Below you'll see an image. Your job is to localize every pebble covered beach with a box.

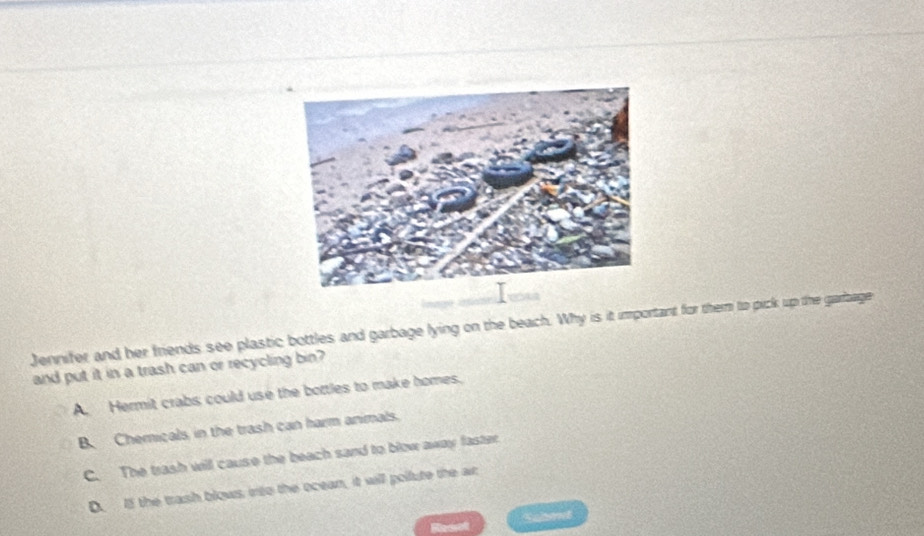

[307,88,630,286]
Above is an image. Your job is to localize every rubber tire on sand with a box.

[429,185,477,213]
[482,161,534,189]
[528,138,576,163]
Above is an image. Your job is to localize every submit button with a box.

[507,500,588,533]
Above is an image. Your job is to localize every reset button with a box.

[414,511,485,536]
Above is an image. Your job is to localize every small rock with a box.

[384,183,406,194]
[399,170,414,180]
[575,191,596,204]
[545,225,560,243]
[558,218,580,232]
[546,208,570,222]
[610,209,630,219]
[372,271,393,283]
[591,245,616,258]
[319,257,344,282]
[611,230,630,243]
[572,255,593,268]
[386,145,416,165]
[545,251,569,265]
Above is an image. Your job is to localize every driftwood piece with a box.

[608,194,631,208]
[427,178,538,277]
[310,157,336,167]
[444,122,505,133]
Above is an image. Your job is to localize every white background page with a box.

[2,2,923,535]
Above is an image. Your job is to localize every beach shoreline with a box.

[306,88,630,286]
[308,89,628,235]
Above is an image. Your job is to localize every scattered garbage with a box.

[482,161,534,189]
[316,95,630,286]
[429,185,478,213]
[526,138,577,163]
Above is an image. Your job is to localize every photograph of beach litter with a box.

[306,87,630,287]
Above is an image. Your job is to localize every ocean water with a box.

[304,94,490,162]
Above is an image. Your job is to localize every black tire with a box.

[528,138,576,163]
[429,185,477,213]
[482,161,533,189]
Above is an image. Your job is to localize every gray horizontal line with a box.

[0,0,274,7]
[2,29,922,75]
